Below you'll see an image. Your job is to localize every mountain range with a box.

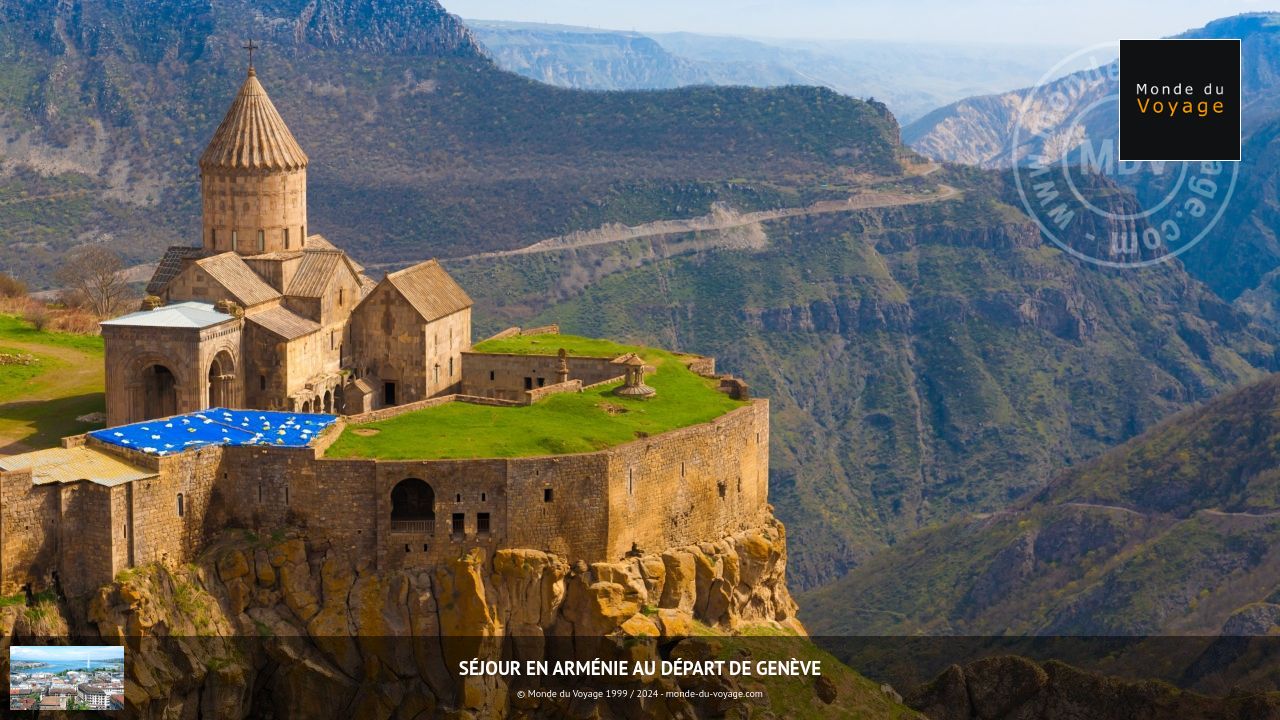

[903,13,1280,168]
[468,19,1083,125]
[802,366,1280,639]
[0,0,899,289]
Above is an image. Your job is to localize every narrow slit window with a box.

[177,493,184,517]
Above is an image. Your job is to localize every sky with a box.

[441,1,1276,46]
[10,645,124,662]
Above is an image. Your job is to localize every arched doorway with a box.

[301,399,312,413]
[390,478,435,534]
[333,384,346,415]
[322,389,333,414]
[141,364,177,419]
[208,351,235,408]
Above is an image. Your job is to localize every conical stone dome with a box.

[199,69,309,172]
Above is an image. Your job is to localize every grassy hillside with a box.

[447,174,1278,590]
[802,369,1280,639]
[0,314,104,453]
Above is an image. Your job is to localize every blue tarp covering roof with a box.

[89,408,338,456]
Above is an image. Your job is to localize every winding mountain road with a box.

[453,184,961,262]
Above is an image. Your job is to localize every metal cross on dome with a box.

[243,39,258,70]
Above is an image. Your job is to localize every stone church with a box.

[102,65,472,426]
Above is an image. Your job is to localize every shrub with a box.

[22,303,49,331]
[0,272,26,298]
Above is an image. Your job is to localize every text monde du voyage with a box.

[1134,82,1229,118]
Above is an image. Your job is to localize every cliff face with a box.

[78,519,802,718]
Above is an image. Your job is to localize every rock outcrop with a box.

[77,519,801,719]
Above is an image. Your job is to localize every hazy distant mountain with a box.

[468,20,1080,124]
[904,13,1280,167]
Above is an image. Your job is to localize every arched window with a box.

[391,478,435,534]
[256,229,265,253]
[177,493,185,517]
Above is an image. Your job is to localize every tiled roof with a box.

[199,69,308,172]
[383,260,473,322]
[286,250,343,298]
[304,234,337,251]
[101,301,233,329]
[0,446,157,487]
[195,253,280,307]
[146,246,207,296]
[247,305,320,340]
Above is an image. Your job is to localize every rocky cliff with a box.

[0,518,918,719]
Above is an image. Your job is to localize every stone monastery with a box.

[103,64,471,426]
[0,67,770,608]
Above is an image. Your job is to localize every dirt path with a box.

[1063,501,1147,517]
[448,184,960,263]
[0,340,101,400]
[0,339,104,456]
[367,179,961,271]
[1200,508,1280,519]
[0,189,90,207]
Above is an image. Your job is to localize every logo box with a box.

[1118,38,1241,161]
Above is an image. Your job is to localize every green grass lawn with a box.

[473,334,642,358]
[0,314,105,452]
[0,314,104,353]
[326,335,742,460]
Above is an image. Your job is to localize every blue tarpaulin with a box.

[89,408,338,456]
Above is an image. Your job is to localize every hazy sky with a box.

[441,1,1275,46]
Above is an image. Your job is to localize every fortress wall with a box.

[373,460,508,568]
[128,447,223,567]
[603,401,770,560]
[0,470,58,595]
[57,482,116,596]
[505,454,611,560]
[460,353,625,401]
[112,485,132,580]
[219,446,329,529]
[307,459,379,558]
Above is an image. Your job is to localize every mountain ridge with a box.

[801,367,1280,636]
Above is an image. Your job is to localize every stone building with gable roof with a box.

[103,65,472,426]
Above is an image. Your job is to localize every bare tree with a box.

[55,245,130,318]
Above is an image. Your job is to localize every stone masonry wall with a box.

[459,352,624,401]
[57,482,116,596]
[126,447,223,569]
[604,401,769,559]
[0,470,57,596]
